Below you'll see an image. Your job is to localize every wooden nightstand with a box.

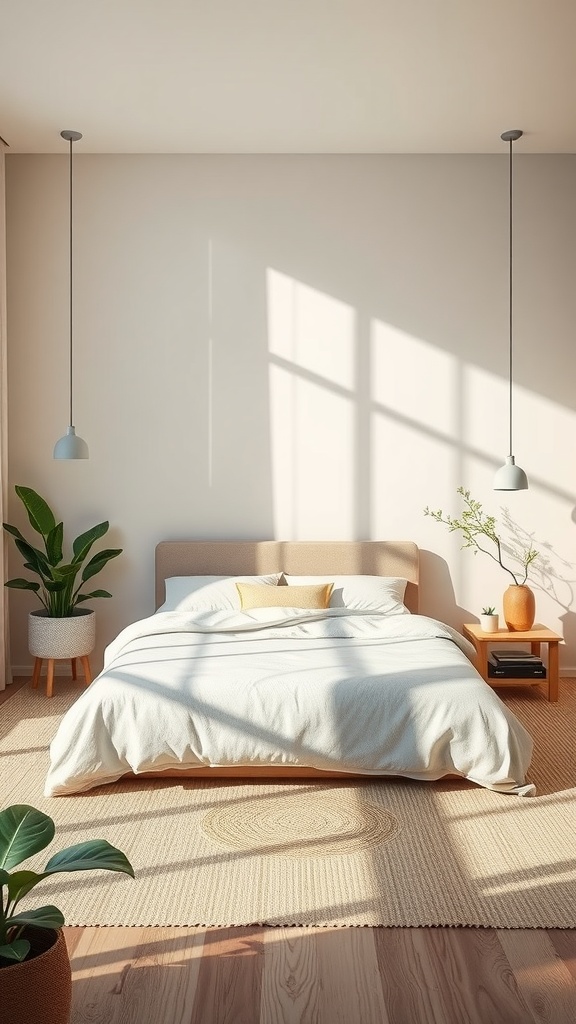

[462,623,562,703]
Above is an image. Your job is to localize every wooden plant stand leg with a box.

[71,658,77,681]
[80,655,92,685]
[46,659,55,698]
[31,657,43,689]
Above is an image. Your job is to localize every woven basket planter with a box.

[0,927,71,1024]
[29,608,95,660]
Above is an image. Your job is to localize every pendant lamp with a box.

[493,129,527,490]
[54,130,89,459]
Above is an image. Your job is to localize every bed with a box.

[44,540,535,797]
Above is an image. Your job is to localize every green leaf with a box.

[0,938,30,961]
[6,869,45,904]
[76,590,111,602]
[72,521,110,564]
[44,839,134,878]
[15,486,56,538]
[4,579,40,592]
[2,523,27,542]
[0,867,10,886]
[81,548,123,583]
[44,580,68,593]
[49,563,80,582]
[0,806,55,871]
[46,522,64,565]
[7,906,65,930]
[14,539,51,576]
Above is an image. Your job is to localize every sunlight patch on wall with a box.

[371,320,458,436]
[371,415,455,534]
[267,269,355,539]
[267,269,354,388]
[462,363,513,470]
[370,319,458,529]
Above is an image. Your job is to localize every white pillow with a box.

[158,574,281,612]
[280,574,409,615]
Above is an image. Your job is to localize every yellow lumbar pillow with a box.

[236,582,333,610]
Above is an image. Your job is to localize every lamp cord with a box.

[68,135,74,428]
[507,136,514,458]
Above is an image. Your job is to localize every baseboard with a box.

[11,662,90,678]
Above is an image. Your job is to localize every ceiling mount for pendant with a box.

[60,129,83,144]
[500,129,523,144]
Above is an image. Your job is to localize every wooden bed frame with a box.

[133,539,420,781]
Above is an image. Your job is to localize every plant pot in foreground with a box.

[503,584,535,632]
[0,926,71,1024]
[28,608,95,660]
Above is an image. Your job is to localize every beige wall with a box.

[0,143,10,688]
[5,154,576,673]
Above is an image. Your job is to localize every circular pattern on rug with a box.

[201,792,401,858]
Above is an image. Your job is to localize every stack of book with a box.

[487,649,546,678]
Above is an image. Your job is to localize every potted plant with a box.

[0,803,134,1024]
[424,487,540,631]
[3,486,122,681]
[480,606,499,633]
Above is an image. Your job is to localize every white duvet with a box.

[44,609,535,796]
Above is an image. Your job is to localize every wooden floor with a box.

[62,924,576,1024]
[4,676,576,1023]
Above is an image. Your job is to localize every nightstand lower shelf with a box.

[462,623,561,703]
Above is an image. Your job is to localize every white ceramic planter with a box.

[28,609,95,659]
[479,613,499,633]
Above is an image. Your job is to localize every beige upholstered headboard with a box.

[155,541,419,613]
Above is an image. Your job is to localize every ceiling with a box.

[2,1,576,154]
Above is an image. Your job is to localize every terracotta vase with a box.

[503,584,535,631]
[0,927,72,1024]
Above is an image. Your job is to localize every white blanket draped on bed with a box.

[44,609,535,796]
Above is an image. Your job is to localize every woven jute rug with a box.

[1,679,574,929]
